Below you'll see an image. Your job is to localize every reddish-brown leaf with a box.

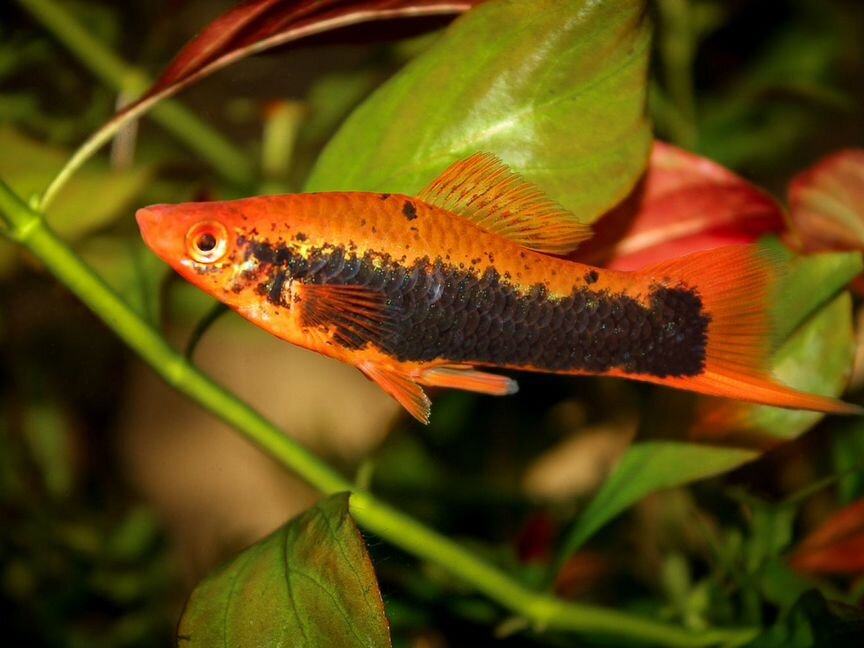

[789,499,864,575]
[515,512,555,564]
[788,149,864,253]
[554,551,613,599]
[144,0,481,108]
[576,141,786,270]
[46,0,481,208]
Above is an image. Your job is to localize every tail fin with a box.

[635,246,861,415]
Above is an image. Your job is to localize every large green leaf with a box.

[557,442,757,560]
[178,493,391,648]
[305,0,652,224]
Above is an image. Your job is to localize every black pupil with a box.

[197,232,217,252]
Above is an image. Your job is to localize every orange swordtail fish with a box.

[136,153,860,423]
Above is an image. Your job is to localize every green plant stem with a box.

[655,0,697,148]
[0,180,758,647]
[18,0,255,204]
[185,302,229,359]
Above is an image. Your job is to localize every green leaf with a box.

[734,291,856,441]
[831,418,864,505]
[22,399,74,499]
[305,0,652,224]
[745,501,797,573]
[765,245,861,342]
[558,442,757,560]
[757,559,814,613]
[178,493,391,648]
[745,590,864,648]
[0,126,150,239]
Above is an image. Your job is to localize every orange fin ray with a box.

[635,246,861,415]
[418,153,591,255]
[299,283,392,347]
[668,370,864,415]
[418,364,519,395]
[360,362,431,424]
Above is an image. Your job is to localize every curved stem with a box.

[0,179,757,647]
[18,0,255,207]
[185,302,230,359]
[654,0,698,148]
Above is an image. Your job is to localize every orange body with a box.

[136,153,860,422]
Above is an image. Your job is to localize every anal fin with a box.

[418,364,519,396]
[360,362,431,424]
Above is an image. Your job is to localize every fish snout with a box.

[136,204,183,260]
[135,204,172,233]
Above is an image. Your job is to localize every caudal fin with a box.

[636,246,861,415]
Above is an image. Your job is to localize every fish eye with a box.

[186,221,228,263]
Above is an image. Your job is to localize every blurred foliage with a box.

[2,0,864,646]
[651,0,864,189]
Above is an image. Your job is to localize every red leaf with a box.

[788,149,864,253]
[515,512,555,564]
[790,499,864,575]
[576,141,787,270]
[554,551,612,599]
[140,0,481,111]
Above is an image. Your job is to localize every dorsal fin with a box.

[418,153,591,255]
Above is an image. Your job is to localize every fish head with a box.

[137,200,240,286]
[136,198,318,338]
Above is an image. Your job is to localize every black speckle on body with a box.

[378,193,390,201]
[585,270,599,284]
[402,201,418,221]
[268,269,287,304]
[240,239,710,377]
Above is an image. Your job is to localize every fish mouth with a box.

[136,204,176,260]
[135,204,169,233]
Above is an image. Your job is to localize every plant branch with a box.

[18,0,255,207]
[655,0,698,148]
[0,180,758,647]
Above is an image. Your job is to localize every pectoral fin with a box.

[299,283,392,348]
[418,152,591,255]
[360,362,431,424]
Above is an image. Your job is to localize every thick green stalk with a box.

[18,0,255,203]
[0,183,345,494]
[0,180,758,647]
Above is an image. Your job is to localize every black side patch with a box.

[240,239,709,377]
